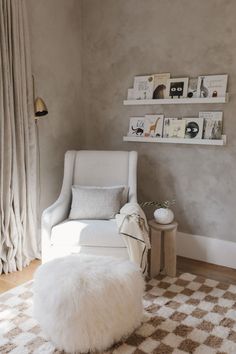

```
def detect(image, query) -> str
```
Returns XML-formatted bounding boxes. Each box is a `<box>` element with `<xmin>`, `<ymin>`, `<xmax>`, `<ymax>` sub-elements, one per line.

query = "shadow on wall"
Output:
<box><xmin>138</xmin><ymin>152</ymin><xmax>192</xmax><ymax>232</ymax></box>
<box><xmin>138</xmin><ymin>152</ymin><xmax>207</xmax><ymax>261</ymax></box>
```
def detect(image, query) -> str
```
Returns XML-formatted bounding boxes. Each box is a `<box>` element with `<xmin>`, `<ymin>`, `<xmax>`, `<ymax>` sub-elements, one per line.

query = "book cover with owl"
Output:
<box><xmin>133</xmin><ymin>75</ymin><xmax>154</xmax><ymax>100</ymax></box>
<box><xmin>196</xmin><ymin>75</ymin><xmax>228</xmax><ymax>98</ymax></box>
<box><xmin>144</xmin><ymin>114</ymin><xmax>164</xmax><ymax>137</ymax></box>
<box><xmin>163</xmin><ymin>118</ymin><xmax>186</xmax><ymax>138</ymax></box>
<box><xmin>152</xmin><ymin>73</ymin><xmax>170</xmax><ymax>99</ymax></box>
<box><xmin>199</xmin><ymin>112</ymin><xmax>223</xmax><ymax>139</ymax></box>
<box><xmin>182</xmin><ymin>117</ymin><xmax>204</xmax><ymax>139</ymax></box>
<box><xmin>128</xmin><ymin>117</ymin><xmax>145</xmax><ymax>137</ymax></box>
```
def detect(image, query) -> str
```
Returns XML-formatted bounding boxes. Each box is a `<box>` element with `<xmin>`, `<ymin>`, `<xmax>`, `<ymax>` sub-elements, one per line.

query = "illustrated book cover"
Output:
<box><xmin>128</xmin><ymin>117</ymin><xmax>145</xmax><ymax>137</ymax></box>
<box><xmin>133</xmin><ymin>75</ymin><xmax>154</xmax><ymax>100</ymax></box>
<box><xmin>152</xmin><ymin>73</ymin><xmax>170</xmax><ymax>99</ymax></box>
<box><xmin>166</xmin><ymin>78</ymin><xmax>189</xmax><ymax>99</ymax></box>
<box><xmin>163</xmin><ymin>118</ymin><xmax>186</xmax><ymax>138</ymax></box>
<box><xmin>187</xmin><ymin>78</ymin><xmax>198</xmax><ymax>98</ymax></box>
<box><xmin>199</xmin><ymin>112</ymin><xmax>223</xmax><ymax>139</ymax></box>
<box><xmin>144</xmin><ymin>114</ymin><xmax>164</xmax><ymax>137</ymax></box>
<box><xmin>182</xmin><ymin>117</ymin><xmax>204</xmax><ymax>139</ymax></box>
<box><xmin>196</xmin><ymin>75</ymin><xmax>228</xmax><ymax>98</ymax></box>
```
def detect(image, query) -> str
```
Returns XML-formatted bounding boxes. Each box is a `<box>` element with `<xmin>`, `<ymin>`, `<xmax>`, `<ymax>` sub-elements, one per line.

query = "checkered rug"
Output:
<box><xmin>1</xmin><ymin>273</ymin><xmax>236</xmax><ymax>354</ymax></box>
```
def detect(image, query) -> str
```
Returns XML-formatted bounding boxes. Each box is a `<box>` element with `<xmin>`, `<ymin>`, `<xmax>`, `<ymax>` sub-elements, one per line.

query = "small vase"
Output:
<box><xmin>154</xmin><ymin>208</ymin><xmax>174</xmax><ymax>224</ymax></box>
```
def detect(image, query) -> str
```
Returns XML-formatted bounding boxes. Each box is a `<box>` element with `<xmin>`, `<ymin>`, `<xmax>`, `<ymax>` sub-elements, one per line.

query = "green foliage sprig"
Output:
<box><xmin>140</xmin><ymin>199</ymin><xmax>176</xmax><ymax>209</ymax></box>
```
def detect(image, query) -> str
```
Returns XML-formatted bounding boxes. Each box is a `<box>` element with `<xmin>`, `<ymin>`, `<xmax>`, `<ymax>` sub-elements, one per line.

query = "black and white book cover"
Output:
<box><xmin>128</xmin><ymin>117</ymin><xmax>145</xmax><ymax>137</ymax></box>
<box><xmin>166</xmin><ymin>78</ymin><xmax>189</xmax><ymax>99</ymax></box>
<box><xmin>199</xmin><ymin>112</ymin><xmax>223</xmax><ymax>139</ymax></box>
<box><xmin>182</xmin><ymin>117</ymin><xmax>204</xmax><ymax>139</ymax></box>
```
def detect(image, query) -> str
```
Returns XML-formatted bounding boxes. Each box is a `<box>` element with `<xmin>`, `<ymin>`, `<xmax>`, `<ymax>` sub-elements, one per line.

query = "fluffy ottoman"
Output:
<box><xmin>33</xmin><ymin>254</ymin><xmax>145</xmax><ymax>353</ymax></box>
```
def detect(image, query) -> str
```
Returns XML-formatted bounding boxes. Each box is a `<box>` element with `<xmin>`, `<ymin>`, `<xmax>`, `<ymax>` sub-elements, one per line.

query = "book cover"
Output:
<box><xmin>182</xmin><ymin>117</ymin><xmax>204</xmax><ymax>139</ymax></box>
<box><xmin>196</xmin><ymin>75</ymin><xmax>228</xmax><ymax>98</ymax></box>
<box><xmin>152</xmin><ymin>73</ymin><xmax>170</xmax><ymax>99</ymax></box>
<box><xmin>127</xmin><ymin>88</ymin><xmax>135</xmax><ymax>100</ymax></box>
<box><xmin>133</xmin><ymin>75</ymin><xmax>154</xmax><ymax>100</ymax></box>
<box><xmin>199</xmin><ymin>112</ymin><xmax>223</xmax><ymax>139</ymax></box>
<box><xmin>163</xmin><ymin>118</ymin><xmax>186</xmax><ymax>138</ymax></box>
<box><xmin>166</xmin><ymin>78</ymin><xmax>189</xmax><ymax>99</ymax></box>
<box><xmin>144</xmin><ymin>114</ymin><xmax>164</xmax><ymax>137</ymax></box>
<box><xmin>128</xmin><ymin>117</ymin><xmax>145</xmax><ymax>137</ymax></box>
<box><xmin>187</xmin><ymin>78</ymin><xmax>198</xmax><ymax>98</ymax></box>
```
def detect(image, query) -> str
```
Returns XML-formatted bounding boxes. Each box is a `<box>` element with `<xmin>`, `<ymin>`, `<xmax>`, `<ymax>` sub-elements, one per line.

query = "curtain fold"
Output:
<box><xmin>0</xmin><ymin>0</ymin><xmax>39</xmax><ymax>274</ymax></box>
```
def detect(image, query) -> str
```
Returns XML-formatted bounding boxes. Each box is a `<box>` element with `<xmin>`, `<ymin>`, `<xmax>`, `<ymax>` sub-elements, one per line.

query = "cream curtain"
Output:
<box><xmin>0</xmin><ymin>0</ymin><xmax>39</xmax><ymax>273</ymax></box>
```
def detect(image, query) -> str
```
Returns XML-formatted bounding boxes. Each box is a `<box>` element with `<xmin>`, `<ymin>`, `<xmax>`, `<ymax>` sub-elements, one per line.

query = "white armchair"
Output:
<box><xmin>41</xmin><ymin>150</ymin><xmax>138</xmax><ymax>263</ymax></box>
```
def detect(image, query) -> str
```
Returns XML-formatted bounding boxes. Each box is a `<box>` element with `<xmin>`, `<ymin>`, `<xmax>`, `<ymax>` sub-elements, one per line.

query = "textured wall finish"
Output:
<box><xmin>26</xmin><ymin>0</ymin><xmax>83</xmax><ymax>215</ymax></box>
<box><xmin>82</xmin><ymin>0</ymin><xmax>236</xmax><ymax>242</ymax></box>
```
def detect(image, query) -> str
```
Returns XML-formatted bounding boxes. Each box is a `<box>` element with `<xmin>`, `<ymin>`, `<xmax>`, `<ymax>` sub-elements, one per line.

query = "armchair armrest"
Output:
<box><xmin>41</xmin><ymin>195</ymin><xmax>71</xmax><ymax>263</ymax></box>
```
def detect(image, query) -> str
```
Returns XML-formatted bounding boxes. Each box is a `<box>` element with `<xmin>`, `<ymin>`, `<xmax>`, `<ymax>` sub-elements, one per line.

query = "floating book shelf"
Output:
<box><xmin>123</xmin><ymin>95</ymin><xmax>228</xmax><ymax>106</ymax></box>
<box><xmin>123</xmin><ymin>135</ymin><xmax>226</xmax><ymax>146</ymax></box>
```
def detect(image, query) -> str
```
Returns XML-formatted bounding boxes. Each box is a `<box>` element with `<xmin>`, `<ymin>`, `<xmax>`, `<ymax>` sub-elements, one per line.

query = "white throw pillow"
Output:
<box><xmin>69</xmin><ymin>186</ymin><xmax>125</xmax><ymax>220</ymax></box>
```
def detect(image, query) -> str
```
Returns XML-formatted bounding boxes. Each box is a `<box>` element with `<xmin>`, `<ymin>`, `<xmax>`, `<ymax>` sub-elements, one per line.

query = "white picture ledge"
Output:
<box><xmin>123</xmin><ymin>95</ymin><xmax>228</xmax><ymax>106</ymax></box>
<box><xmin>123</xmin><ymin>135</ymin><xmax>227</xmax><ymax>146</ymax></box>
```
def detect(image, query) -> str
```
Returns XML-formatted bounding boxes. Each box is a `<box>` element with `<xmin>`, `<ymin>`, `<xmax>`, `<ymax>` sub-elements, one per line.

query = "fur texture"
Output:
<box><xmin>33</xmin><ymin>254</ymin><xmax>145</xmax><ymax>353</ymax></box>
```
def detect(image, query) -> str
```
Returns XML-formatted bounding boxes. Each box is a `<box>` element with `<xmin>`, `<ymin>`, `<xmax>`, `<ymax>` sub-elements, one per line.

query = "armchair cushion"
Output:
<box><xmin>51</xmin><ymin>219</ymin><xmax>126</xmax><ymax>248</ymax></box>
<box><xmin>69</xmin><ymin>185</ymin><xmax>125</xmax><ymax>220</ymax></box>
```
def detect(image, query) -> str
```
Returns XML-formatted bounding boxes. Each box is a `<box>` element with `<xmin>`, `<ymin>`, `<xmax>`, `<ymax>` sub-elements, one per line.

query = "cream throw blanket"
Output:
<box><xmin>116</xmin><ymin>203</ymin><xmax>150</xmax><ymax>274</ymax></box>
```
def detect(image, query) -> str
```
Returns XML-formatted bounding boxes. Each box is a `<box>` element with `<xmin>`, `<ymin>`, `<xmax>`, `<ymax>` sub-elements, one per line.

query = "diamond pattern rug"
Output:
<box><xmin>1</xmin><ymin>273</ymin><xmax>236</xmax><ymax>353</ymax></box>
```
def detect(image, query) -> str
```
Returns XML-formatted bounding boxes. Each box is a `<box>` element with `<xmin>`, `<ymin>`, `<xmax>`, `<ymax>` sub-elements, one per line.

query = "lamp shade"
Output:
<box><xmin>34</xmin><ymin>97</ymin><xmax>48</xmax><ymax>117</ymax></box>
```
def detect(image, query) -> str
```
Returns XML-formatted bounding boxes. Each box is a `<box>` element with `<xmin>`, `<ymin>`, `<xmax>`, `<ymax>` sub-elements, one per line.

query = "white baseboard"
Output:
<box><xmin>177</xmin><ymin>231</ymin><xmax>236</xmax><ymax>269</ymax></box>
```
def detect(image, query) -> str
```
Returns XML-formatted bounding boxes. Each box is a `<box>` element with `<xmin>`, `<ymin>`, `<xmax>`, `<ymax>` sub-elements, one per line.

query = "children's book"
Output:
<box><xmin>199</xmin><ymin>112</ymin><xmax>223</xmax><ymax>139</ymax></box>
<box><xmin>128</xmin><ymin>117</ymin><xmax>145</xmax><ymax>137</ymax></box>
<box><xmin>144</xmin><ymin>114</ymin><xmax>164</xmax><ymax>137</ymax></box>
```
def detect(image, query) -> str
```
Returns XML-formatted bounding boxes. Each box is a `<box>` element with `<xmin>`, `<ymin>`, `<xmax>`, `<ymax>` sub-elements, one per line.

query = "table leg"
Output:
<box><xmin>150</xmin><ymin>228</ymin><xmax>161</xmax><ymax>278</ymax></box>
<box><xmin>164</xmin><ymin>228</ymin><xmax>177</xmax><ymax>277</ymax></box>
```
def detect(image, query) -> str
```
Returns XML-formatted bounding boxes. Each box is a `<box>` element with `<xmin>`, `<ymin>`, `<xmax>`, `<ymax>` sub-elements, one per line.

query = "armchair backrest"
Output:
<box><xmin>60</xmin><ymin>150</ymin><xmax>138</xmax><ymax>203</ymax></box>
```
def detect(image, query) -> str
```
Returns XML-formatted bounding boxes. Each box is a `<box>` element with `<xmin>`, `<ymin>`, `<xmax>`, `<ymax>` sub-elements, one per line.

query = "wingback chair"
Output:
<box><xmin>41</xmin><ymin>150</ymin><xmax>138</xmax><ymax>263</ymax></box>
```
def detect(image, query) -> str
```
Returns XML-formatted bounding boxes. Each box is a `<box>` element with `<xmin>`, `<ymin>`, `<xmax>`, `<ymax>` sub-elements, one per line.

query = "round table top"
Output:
<box><xmin>148</xmin><ymin>219</ymin><xmax>178</xmax><ymax>231</ymax></box>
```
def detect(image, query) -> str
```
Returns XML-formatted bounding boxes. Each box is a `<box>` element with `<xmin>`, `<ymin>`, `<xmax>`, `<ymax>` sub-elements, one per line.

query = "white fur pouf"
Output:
<box><xmin>33</xmin><ymin>254</ymin><xmax>145</xmax><ymax>353</ymax></box>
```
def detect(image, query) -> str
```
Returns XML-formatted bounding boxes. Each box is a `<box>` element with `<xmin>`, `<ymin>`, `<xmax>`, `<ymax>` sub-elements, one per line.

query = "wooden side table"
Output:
<box><xmin>148</xmin><ymin>219</ymin><xmax>178</xmax><ymax>277</ymax></box>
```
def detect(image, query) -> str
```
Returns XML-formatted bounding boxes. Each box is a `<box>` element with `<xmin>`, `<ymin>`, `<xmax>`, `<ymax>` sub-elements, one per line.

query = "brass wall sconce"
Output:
<box><xmin>34</xmin><ymin>97</ymin><xmax>48</xmax><ymax>117</ymax></box>
<box><xmin>33</xmin><ymin>75</ymin><xmax>48</xmax><ymax>119</ymax></box>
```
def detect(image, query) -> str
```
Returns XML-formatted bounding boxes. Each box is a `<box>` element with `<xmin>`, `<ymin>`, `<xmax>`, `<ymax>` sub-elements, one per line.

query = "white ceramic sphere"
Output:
<box><xmin>154</xmin><ymin>208</ymin><xmax>174</xmax><ymax>224</ymax></box>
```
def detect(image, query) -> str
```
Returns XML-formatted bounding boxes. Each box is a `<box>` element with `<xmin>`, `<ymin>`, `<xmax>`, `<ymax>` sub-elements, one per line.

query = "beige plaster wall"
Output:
<box><xmin>26</xmin><ymin>0</ymin><xmax>83</xmax><ymax>215</ymax></box>
<box><xmin>82</xmin><ymin>0</ymin><xmax>236</xmax><ymax>242</ymax></box>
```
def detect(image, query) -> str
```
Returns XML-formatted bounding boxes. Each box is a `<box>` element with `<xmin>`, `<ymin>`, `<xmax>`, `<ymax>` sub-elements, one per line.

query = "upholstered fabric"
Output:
<box><xmin>51</xmin><ymin>219</ymin><xmax>126</xmax><ymax>248</ymax></box>
<box><xmin>73</xmin><ymin>151</ymin><xmax>132</xmax><ymax>191</ymax></box>
<box><xmin>69</xmin><ymin>186</ymin><xmax>125</xmax><ymax>220</ymax></box>
<box><xmin>41</xmin><ymin>150</ymin><xmax>137</xmax><ymax>263</ymax></box>
<box><xmin>46</xmin><ymin>245</ymin><xmax>129</xmax><ymax>262</ymax></box>
<box><xmin>78</xmin><ymin>246</ymin><xmax>129</xmax><ymax>259</ymax></box>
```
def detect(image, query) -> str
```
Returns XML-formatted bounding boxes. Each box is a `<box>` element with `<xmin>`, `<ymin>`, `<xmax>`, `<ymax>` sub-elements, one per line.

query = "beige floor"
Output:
<box><xmin>177</xmin><ymin>256</ymin><xmax>236</xmax><ymax>285</ymax></box>
<box><xmin>0</xmin><ymin>259</ymin><xmax>41</xmax><ymax>294</ymax></box>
